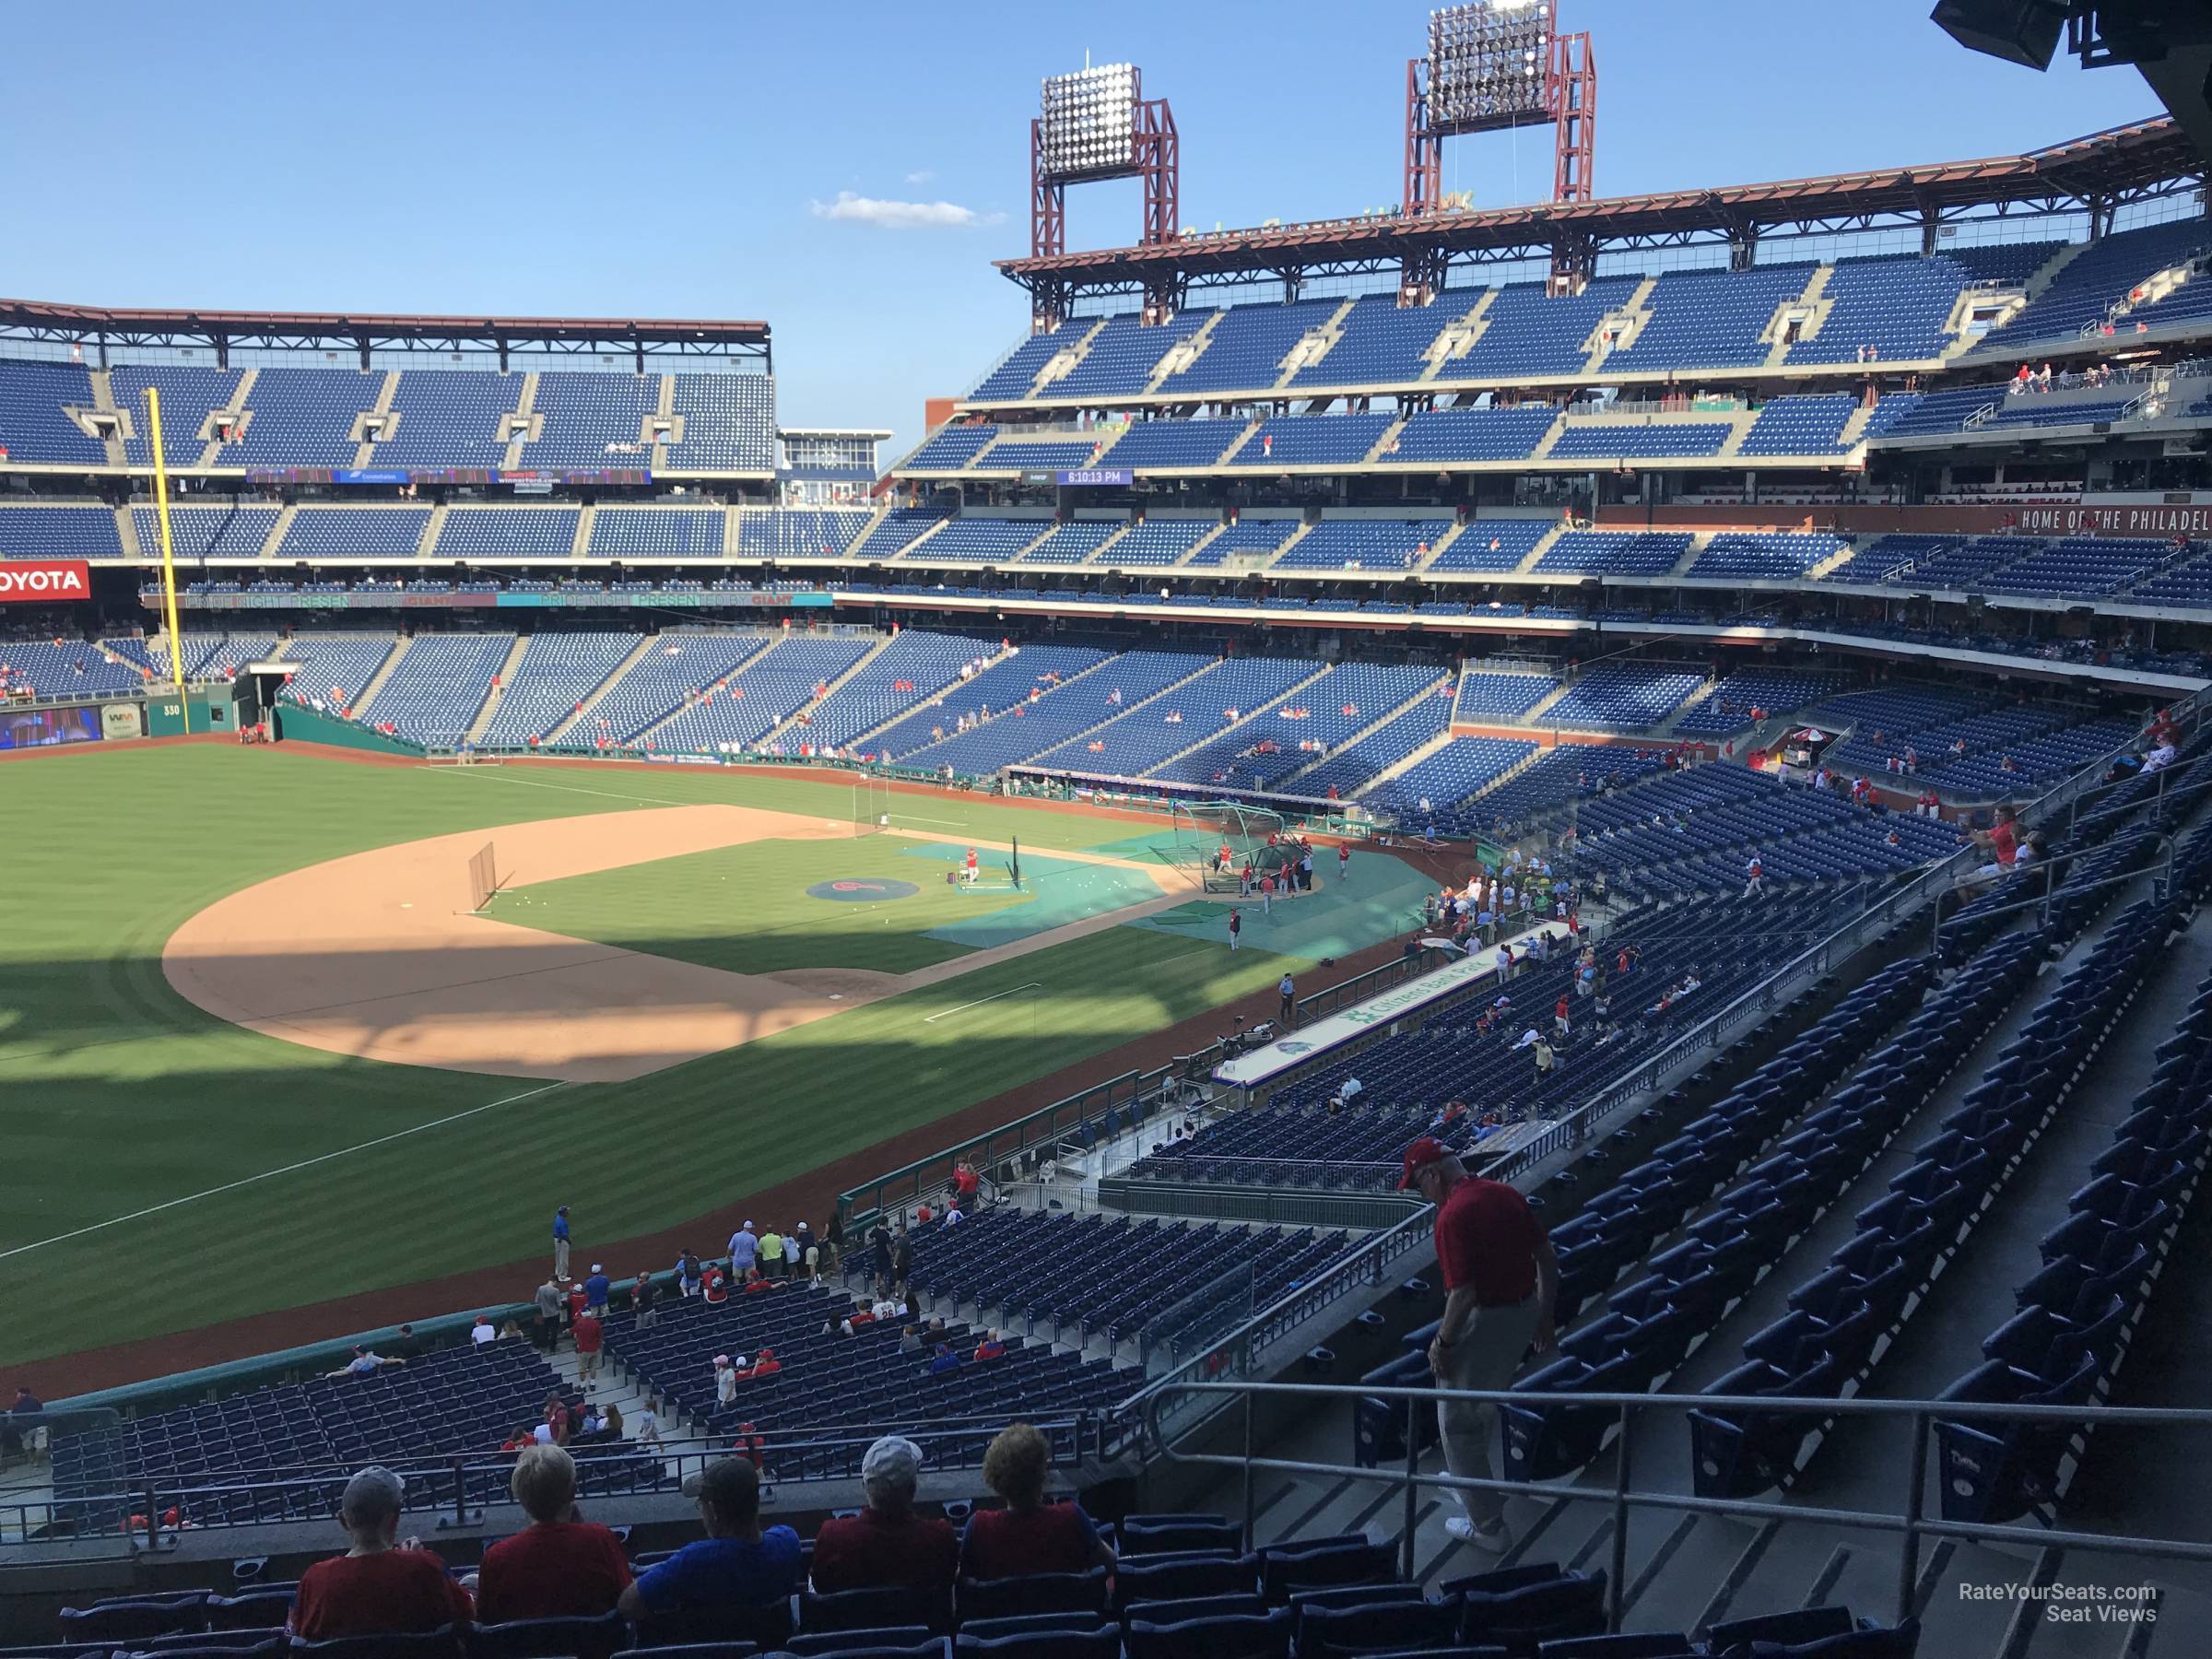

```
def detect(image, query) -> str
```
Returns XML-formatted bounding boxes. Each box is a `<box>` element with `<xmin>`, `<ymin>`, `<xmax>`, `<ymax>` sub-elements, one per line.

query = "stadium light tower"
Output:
<box><xmin>1403</xmin><ymin>2</ymin><xmax>1598</xmax><ymax>293</ymax></box>
<box><xmin>1030</xmin><ymin>62</ymin><xmax>1181</xmax><ymax>326</ymax></box>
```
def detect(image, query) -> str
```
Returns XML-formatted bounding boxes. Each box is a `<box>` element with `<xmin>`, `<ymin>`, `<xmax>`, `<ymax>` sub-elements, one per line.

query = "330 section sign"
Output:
<box><xmin>0</xmin><ymin>559</ymin><xmax>92</xmax><ymax>604</ymax></box>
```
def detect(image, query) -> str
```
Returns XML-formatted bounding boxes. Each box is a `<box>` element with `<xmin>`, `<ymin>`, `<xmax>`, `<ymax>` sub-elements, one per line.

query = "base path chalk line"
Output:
<box><xmin>0</xmin><ymin>1080</ymin><xmax>568</xmax><ymax>1264</ymax></box>
<box><xmin>922</xmin><ymin>982</ymin><xmax>1044</xmax><ymax>1025</ymax></box>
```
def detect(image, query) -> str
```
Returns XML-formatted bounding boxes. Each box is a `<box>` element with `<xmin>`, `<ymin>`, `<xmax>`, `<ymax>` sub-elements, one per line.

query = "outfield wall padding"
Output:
<box><xmin>271</xmin><ymin>703</ymin><xmax>426</xmax><ymax>756</ymax></box>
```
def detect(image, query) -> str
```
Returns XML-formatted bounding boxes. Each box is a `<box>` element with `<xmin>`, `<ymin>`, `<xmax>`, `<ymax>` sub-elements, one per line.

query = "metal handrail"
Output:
<box><xmin>1143</xmin><ymin>1377</ymin><xmax>2212</xmax><ymax>1634</ymax></box>
<box><xmin>1</xmin><ymin>1418</ymin><xmax>1092</xmax><ymax>1547</ymax></box>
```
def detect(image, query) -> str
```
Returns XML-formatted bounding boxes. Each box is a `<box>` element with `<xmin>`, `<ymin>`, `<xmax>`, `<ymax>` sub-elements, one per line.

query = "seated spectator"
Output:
<box><xmin>742</xmin><ymin>1347</ymin><xmax>782</xmax><ymax>1381</ymax></box>
<box><xmin>470</xmin><ymin>1314</ymin><xmax>496</xmax><ymax>1348</ymax></box>
<box><xmin>475</xmin><ymin>1445</ymin><xmax>631</xmax><ymax>1621</ymax></box>
<box><xmin>959</xmin><ymin>1423</ymin><xmax>1117</xmax><ymax>1579</ymax></box>
<box><xmin>289</xmin><ymin>1466</ymin><xmax>474</xmax><ymax>1640</ymax></box>
<box><xmin>618</xmin><ymin>1457</ymin><xmax>801</xmax><ymax>1621</ymax></box>
<box><xmin>928</xmin><ymin>1342</ymin><xmax>961</xmax><ymax>1375</ymax></box>
<box><xmin>325</xmin><ymin>1346</ymin><xmax>405</xmax><ymax>1379</ymax></box>
<box><xmin>973</xmin><ymin>1330</ymin><xmax>1007</xmax><ymax>1363</ymax></box>
<box><xmin>811</xmin><ymin>1434</ymin><xmax>958</xmax><ymax>1594</ymax></box>
<box><xmin>900</xmin><ymin>1324</ymin><xmax>924</xmax><ymax>1355</ymax></box>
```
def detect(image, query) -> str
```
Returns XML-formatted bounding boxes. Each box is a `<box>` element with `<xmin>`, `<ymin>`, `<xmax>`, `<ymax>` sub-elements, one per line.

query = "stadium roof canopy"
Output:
<box><xmin>997</xmin><ymin>117</ymin><xmax>2206</xmax><ymax>312</ymax></box>
<box><xmin>0</xmin><ymin>298</ymin><xmax>771</xmax><ymax>370</ymax></box>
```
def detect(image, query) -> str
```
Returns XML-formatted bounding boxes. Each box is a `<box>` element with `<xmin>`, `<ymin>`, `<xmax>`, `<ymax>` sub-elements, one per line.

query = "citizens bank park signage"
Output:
<box><xmin>2007</xmin><ymin>503</ymin><xmax>2212</xmax><ymax>537</ymax></box>
<box><xmin>0</xmin><ymin>560</ymin><xmax>92</xmax><ymax>604</ymax></box>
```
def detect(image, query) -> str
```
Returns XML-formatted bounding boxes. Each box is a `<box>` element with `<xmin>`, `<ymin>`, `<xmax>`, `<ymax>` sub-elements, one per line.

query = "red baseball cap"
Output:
<box><xmin>1398</xmin><ymin>1136</ymin><xmax>1451</xmax><ymax>1190</ymax></box>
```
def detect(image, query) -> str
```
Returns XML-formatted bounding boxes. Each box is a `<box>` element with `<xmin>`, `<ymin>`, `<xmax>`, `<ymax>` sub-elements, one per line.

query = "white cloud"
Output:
<box><xmin>808</xmin><ymin>190</ymin><xmax>1004</xmax><ymax>230</ymax></box>
<box><xmin>904</xmin><ymin>169</ymin><xmax>935</xmax><ymax>184</ymax></box>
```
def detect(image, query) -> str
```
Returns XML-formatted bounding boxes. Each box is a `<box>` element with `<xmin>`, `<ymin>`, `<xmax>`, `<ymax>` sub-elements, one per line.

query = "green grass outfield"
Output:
<box><xmin>0</xmin><ymin>747</ymin><xmax>1322</xmax><ymax>1370</ymax></box>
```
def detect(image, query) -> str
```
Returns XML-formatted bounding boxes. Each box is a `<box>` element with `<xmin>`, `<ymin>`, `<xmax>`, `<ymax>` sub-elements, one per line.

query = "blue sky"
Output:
<box><xmin>2</xmin><ymin>1</ymin><xmax>2166</xmax><ymax>463</ymax></box>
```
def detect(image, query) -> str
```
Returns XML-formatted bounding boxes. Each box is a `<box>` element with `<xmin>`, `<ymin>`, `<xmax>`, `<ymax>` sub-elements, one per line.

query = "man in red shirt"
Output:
<box><xmin>289</xmin><ymin>1466</ymin><xmax>474</xmax><ymax>1640</ymax></box>
<box><xmin>953</xmin><ymin>1159</ymin><xmax>981</xmax><ymax>1212</ymax></box>
<box><xmin>572</xmin><ymin>1309</ymin><xmax>604</xmax><ymax>1384</ymax></box>
<box><xmin>475</xmin><ymin>1444</ymin><xmax>631</xmax><ymax>1621</ymax></box>
<box><xmin>1400</xmin><ymin>1137</ymin><xmax>1558</xmax><ymax>1552</ymax></box>
<box><xmin>810</xmin><ymin>1434</ymin><xmax>958</xmax><ymax>1596</ymax></box>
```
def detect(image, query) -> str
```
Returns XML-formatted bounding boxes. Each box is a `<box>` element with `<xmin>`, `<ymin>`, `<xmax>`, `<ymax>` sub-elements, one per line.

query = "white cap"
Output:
<box><xmin>863</xmin><ymin>1434</ymin><xmax>924</xmax><ymax>1488</ymax></box>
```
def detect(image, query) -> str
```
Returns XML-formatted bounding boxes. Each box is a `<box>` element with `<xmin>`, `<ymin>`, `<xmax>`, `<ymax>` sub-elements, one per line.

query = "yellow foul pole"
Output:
<box><xmin>145</xmin><ymin>385</ymin><xmax>190</xmax><ymax>732</ymax></box>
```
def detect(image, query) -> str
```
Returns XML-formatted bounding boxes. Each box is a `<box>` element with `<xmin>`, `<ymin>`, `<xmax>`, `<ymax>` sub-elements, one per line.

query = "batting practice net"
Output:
<box><xmin>853</xmin><ymin>771</ymin><xmax>894</xmax><ymax>837</ymax></box>
<box><xmin>466</xmin><ymin>842</ymin><xmax>500</xmax><ymax>912</ymax></box>
<box><xmin>1153</xmin><ymin>800</ymin><xmax>1290</xmax><ymax>893</ymax></box>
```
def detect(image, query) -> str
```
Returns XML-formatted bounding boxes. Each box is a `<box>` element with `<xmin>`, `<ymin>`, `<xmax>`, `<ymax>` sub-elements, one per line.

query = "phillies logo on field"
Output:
<box><xmin>0</xmin><ymin>560</ymin><xmax>91</xmax><ymax>603</ymax></box>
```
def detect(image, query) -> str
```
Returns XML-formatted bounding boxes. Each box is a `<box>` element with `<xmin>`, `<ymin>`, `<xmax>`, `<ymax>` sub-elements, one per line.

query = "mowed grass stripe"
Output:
<box><xmin>2</xmin><ymin>745</ymin><xmax>1298</xmax><ymax>1365</ymax></box>
<box><xmin>16</xmin><ymin>924</ymin><xmax>1296</xmax><ymax>1363</ymax></box>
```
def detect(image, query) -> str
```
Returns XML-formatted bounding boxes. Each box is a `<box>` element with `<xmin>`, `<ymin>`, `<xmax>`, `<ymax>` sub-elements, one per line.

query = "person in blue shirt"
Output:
<box><xmin>928</xmin><ymin>1342</ymin><xmax>961</xmax><ymax>1376</ymax></box>
<box><xmin>582</xmin><ymin>1265</ymin><xmax>611</xmax><ymax>1314</ymax></box>
<box><xmin>618</xmin><ymin>1457</ymin><xmax>800</xmax><ymax>1621</ymax></box>
<box><xmin>552</xmin><ymin>1206</ymin><xmax>571</xmax><ymax>1282</ymax></box>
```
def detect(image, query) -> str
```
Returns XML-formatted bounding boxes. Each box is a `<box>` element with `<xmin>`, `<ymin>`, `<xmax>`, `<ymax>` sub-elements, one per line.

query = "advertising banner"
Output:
<box><xmin>0</xmin><ymin>705</ymin><xmax>103</xmax><ymax>749</ymax></box>
<box><xmin>0</xmin><ymin>560</ymin><xmax>92</xmax><ymax>604</ymax></box>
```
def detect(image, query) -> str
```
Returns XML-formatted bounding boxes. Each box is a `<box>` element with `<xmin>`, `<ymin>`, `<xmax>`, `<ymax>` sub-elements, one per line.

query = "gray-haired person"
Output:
<box><xmin>288</xmin><ymin>1466</ymin><xmax>474</xmax><ymax>1639</ymax></box>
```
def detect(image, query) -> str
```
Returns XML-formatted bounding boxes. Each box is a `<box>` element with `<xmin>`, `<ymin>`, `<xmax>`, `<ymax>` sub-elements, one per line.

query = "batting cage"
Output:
<box><xmin>852</xmin><ymin>771</ymin><xmax>894</xmax><ymax>837</ymax></box>
<box><xmin>1152</xmin><ymin>799</ymin><xmax>1291</xmax><ymax>893</ymax></box>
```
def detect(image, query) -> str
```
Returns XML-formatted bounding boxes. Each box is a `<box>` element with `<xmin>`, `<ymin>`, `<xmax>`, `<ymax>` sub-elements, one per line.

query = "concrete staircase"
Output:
<box><xmin>502</xmin><ymin>373</ymin><xmax>542</xmax><ymax>470</ymax></box>
<box><xmin>1138</xmin><ymin>662</ymin><xmax>1337</xmax><ymax>777</ymax></box>
<box><xmin>841</xmin><ymin>646</ymin><xmax>1018</xmax><ymax>750</ymax></box>
<box><xmin>1762</xmin><ymin>265</ymin><xmax>1834</xmax><ymax>367</ymax></box>
<box><xmin>629</xmin><ymin>636</ymin><xmax>789</xmax><ymax>747</ymax></box>
<box><xmin>465</xmin><ymin>635</ymin><xmax>535</xmax><ymax>741</ymax></box>
<box><xmin>1836</xmin><ymin>398</ymin><xmax>1880</xmax><ymax>448</ymax></box>
<box><xmin>1514</xmin><ymin>678</ymin><xmax>1577</xmax><ymax>726</ymax></box>
<box><xmin>1144</xmin><ymin>311</ymin><xmax>1223</xmax><ymax>394</ymax></box>
<box><xmin>1082</xmin><ymin>521</ymin><xmax>1138</xmax><ymax>566</ymax></box>
<box><xmin>909</xmin><ymin>653</ymin><xmax>1218</xmax><ymax>770</ymax></box>
<box><xmin>87</xmin><ymin>370</ymin><xmax>126</xmax><ymax>468</ymax></box>
<box><xmin>262</xmin><ymin>504</ymin><xmax>299</xmax><ymax>560</ymax></box>
<box><xmin>570</xmin><ymin>506</ymin><xmax>598</xmax><ymax>559</ymax></box>
<box><xmin>1713</xmin><ymin>409</ymin><xmax>1762</xmax><ymax>459</ymax></box>
<box><xmin>542</xmin><ymin>635</ymin><xmax>661</xmax><ymax>744</ymax></box>
<box><xmin>1275</xmin><ymin>298</ymin><xmax>1360</xmax><ymax>388</ymax></box>
<box><xmin>1276</xmin><ymin>673</ymin><xmax>1453</xmax><ymax>790</ymax></box>
<box><xmin>1028</xmin><ymin>316</ymin><xmax>1112</xmax><ymax>399</ymax></box>
<box><xmin>1349</xmin><ymin>728</ymin><xmax>1454</xmax><ymax>798</ymax></box>
<box><xmin>113</xmin><ymin>506</ymin><xmax>141</xmax><ymax>559</ymax></box>
<box><xmin>1363</xmin><ymin>416</ymin><xmax>1411</xmax><ymax>464</ymax></box>
<box><xmin>1466</xmin><ymin>743</ymin><xmax>1547</xmax><ymax>798</ymax></box>
<box><xmin>416</xmin><ymin>504</ymin><xmax>450</xmax><ymax>559</ymax></box>
<box><xmin>1583</xmin><ymin>276</ymin><xmax>1659</xmax><ymax>375</ymax></box>
<box><xmin>1418</xmin><ymin>290</ymin><xmax>1499</xmax><ymax>382</ymax></box>
<box><xmin>203</xmin><ymin>370</ymin><xmax>256</xmax><ymax>468</ymax></box>
<box><xmin>1171</xmin><ymin>522</ymin><xmax>1230</xmax><ymax>568</ymax></box>
<box><xmin>349</xmin><ymin>636</ymin><xmax>416</xmax><ymax>717</ymax></box>
<box><xmin>1955</xmin><ymin>241</ymin><xmax>2091</xmax><ymax>359</ymax></box>
<box><xmin>891</xmin><ymin>516</ymin><xmax>953</xmax><ymax>563</ymax></box>
<box><xmin>355</xmin><ymin>371</ymin><xmax>401</xmax><ymax>467</ymax></box>
<box><xmin>1214</xmin><ymin>417</ymin><xmax>1268</xmax><ymax>466</ymax></box>
<box><xmin>1515</xmin><ymin>522</ymin><xmax>1571</xmax><ymax>573</ymax></box>
<box><xmin>1407</xmin><ymin>522</ymin><xmax>1466</xmax><ymax>575</ymax></box>
<box><xmin>1667</xmin><ymin>533</ymin><xmax>1712</xmax><ymax>577</ymax></box>
<box><xmin>1807</xmin><ymin>539</ymin><xmax>1859</xmax><ymax>580</ymax></box>
<box><xmin>1528</xmin><ymin>417</ymin><xmax>1568</xmax><ymax>461</ymax></box>
<box><xmin>756</xmin><ymin>633</ymin><xmax>896</xmax><ymax>749</ymax></box>
<box><xmin>652</xmin><ymin>373</ymin><xmax>676</xmax><ymax>473</ymax></box>
<box><xmin>1651</xmin><ymin>675</ymin><xmax>1721</xmax><ymax>736</ymax></box>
